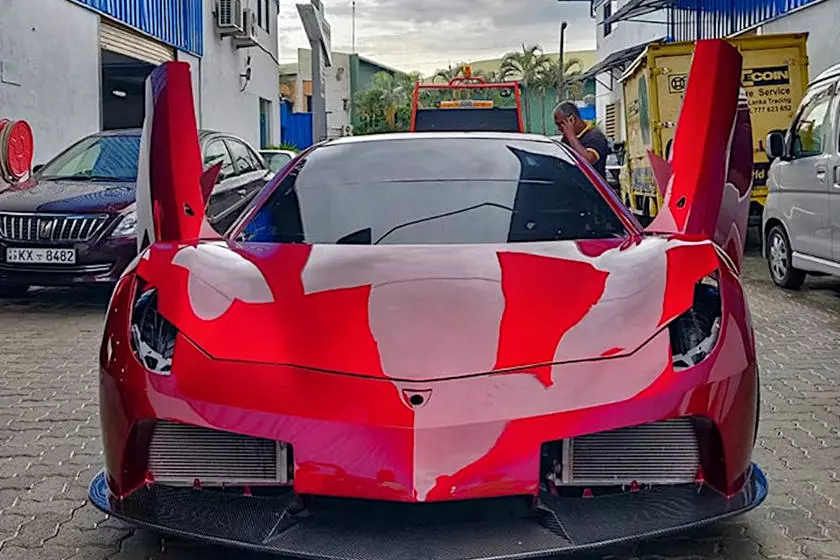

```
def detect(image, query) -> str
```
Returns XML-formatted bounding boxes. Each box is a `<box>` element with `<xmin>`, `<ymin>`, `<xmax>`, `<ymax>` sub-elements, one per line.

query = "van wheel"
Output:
<box><xmin>767</xmin><ymin>226</ymin><xmax>806</xmax><ymax>289</ymax></box>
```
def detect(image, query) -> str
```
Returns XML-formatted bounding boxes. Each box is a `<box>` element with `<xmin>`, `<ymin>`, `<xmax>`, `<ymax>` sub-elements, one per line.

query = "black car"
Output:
<box><xmin>0</xmin><ymin>129</ymin><xmax>271</xmax><ymax>296</ymax></box>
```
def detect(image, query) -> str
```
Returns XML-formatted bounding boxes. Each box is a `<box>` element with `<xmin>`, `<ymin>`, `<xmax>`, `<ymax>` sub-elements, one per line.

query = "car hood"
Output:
<box><xmin>138</xmin><ymin>236</ymin><xmax>722</xmax><ymax>383</ymax></box>
<box><xmin>0</xmin><ymin>178</ymin><xmax>136</xmax><ymax>213</ymax></box>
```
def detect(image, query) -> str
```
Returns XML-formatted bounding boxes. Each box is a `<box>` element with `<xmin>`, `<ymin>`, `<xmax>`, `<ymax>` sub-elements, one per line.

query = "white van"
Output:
<box><xmin>763</xmin><ymin>63</ymin><xmax>840</xmax><ymax>289</ymax></box>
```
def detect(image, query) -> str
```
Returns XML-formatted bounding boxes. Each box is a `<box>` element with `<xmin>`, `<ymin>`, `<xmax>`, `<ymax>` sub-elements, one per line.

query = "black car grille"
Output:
<box><xmin>147</xmin><ymin>421</ymin><xmax>289</xmax><ymax>487</ymax></box>
<box><xmin>544</xmin><ymin>418</ymin><xmax>701</xmax><ymax>487</ymax></box>
<box><xmin>0</xmin><ymin>213</ymin><xmax>109</xmax><ymax>243</ymax></box>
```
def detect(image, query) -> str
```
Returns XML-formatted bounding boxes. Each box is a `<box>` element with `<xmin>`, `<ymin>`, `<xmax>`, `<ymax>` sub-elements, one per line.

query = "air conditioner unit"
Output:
<box><xmin>234</xmin><ymin>9</ymin><xmax>259</xmax><ymax>48</ymax></box>
<box><xmin>216</xmin><ymin>0</ymin><xmax>244</xmax><ymax>35</ymax></box>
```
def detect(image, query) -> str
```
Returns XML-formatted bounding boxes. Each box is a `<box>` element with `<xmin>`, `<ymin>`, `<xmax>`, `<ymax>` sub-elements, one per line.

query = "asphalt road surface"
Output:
<box><xmin>1</xmin><ymin>253</ymin><xmax>840</xmax><ymax>560</ymax></box>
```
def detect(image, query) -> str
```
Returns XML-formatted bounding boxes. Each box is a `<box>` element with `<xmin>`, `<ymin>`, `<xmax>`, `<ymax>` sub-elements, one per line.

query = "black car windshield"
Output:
<box><xmin>38</xmin><ymin>134</ymin><xmax>141</xmax><ymax>182</ymax></box>
<box><xmin>242</xmin><ymin>136</ymin><xmax>627</xmax><ymax>245</ymax></box>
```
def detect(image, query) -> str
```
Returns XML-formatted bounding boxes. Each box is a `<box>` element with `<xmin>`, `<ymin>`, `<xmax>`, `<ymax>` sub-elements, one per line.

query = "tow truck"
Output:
<box><xmin>409</xmin><ymin>67</ymin><xmax>525</xmax><ymax>133</ymax></box>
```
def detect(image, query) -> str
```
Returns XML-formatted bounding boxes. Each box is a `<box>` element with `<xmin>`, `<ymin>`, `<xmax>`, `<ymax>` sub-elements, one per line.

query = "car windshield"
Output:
<box><xmin>263</xmin><ymin>152</ymin><xmax>293</xmax><ymax>173</ymax></box>
<box><xmin>242</xmin><ymin>137</ymin><xmax>627</xmax><ymax>245</ymax></box>
<box><xmin>38</xmin><ymin>134</ymin><xmax>141</xmax><ymax>181</ymax></box>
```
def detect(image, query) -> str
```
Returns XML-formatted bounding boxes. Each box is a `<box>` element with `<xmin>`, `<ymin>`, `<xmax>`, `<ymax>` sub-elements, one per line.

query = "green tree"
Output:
<box><xmin>532</xmin><ymin>57</ymin><xmax>586</xmax><ymax>134</ymax></box>
<box><xmin>433</xmin><ymin>63</ymin><xmax>468</xmax><ymax>84</ymax></box>
<box><xmin>354</xmin><ymin>88</ymin><xmax>386</xmax><ymax>134</ymax></box>
<box><xmin>532</xmin><ymin>70</ymin><xmax>557</xmax><ymax>134</ymax></box>
<box><xmin>353</xmin><ymin>71</ymin><xmax>420</xmax><ymax>135</ymax></box>
<box><xmin>550</xmin><ymin>57</ymin><xmax>585</xmax><ymax>102</ymax></box>
<box><xmin>500</xmin><ymin>45</ymin><xmax>551</xmax><ymax>128</ymax></box>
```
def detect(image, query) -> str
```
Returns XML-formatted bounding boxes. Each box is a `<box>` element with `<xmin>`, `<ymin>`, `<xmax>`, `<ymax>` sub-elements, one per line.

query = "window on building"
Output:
<box><xmin>260</xmin><ymin>98</ymin><xmax>272</xmax><ymax>148</ymax></box>
<box><xmin>306</xmin><ymin>95</ymin><xmax>313</xmax><ymax>113</ymax></box>
<box><xmin>257</xmin><ymin>0</ymin><xmax>263</xmax><ymax>29</ymax></box>
<box><xmin>264</xmin><ymin>0</ymin><xmax>271</xmax><ymax>32</ymax></box>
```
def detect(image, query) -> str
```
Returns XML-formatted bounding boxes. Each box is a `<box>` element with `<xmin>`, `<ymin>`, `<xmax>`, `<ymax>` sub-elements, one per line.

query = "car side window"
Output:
<box><xmin>790</xmin><ymin>84</ymin><xmax>834</xmax><ymax>159</ymax></box>
<box><xmin>226</xmin><ymin>139</ymin><xmax>260</xmax><ymax>175</ymax></box>
<box><xmin>248</xmin><ymin>145</ymin><xmax>267</xmax><ymax>170</ymax></box>
<box><xmin>203</xmin><ymin>141</ymin><xmax>235</xmax><ymax>182</ymax></box>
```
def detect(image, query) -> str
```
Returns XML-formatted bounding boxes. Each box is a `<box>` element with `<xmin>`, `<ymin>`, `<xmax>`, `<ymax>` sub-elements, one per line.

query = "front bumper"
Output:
<box><xmin>89</xmin><ymin>465</ymin><xmax>767</xmax><ymax>560</ymax></box>
<box><xmin>0</xmin><ymin>236</ymin><xmax>136</xmax><ymax>286</ymax></box>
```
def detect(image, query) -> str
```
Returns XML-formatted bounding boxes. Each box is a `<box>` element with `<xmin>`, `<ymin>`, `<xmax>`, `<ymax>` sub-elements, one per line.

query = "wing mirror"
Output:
<box><xmin>765</xmin><ymin>130</ymin><xmax>786</xmax><ymax>161</ymax></box>
<box><xmin>32</xmin><ymin>164</ymin><xmax>44</xmax><ymax>175</ymax></box>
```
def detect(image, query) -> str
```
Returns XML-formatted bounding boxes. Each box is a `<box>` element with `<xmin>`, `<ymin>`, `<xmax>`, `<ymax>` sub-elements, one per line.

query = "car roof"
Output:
<box><xmin>93</xmin><ymin>128</ymin><xmax>222</xmax><ymax>139</ymax></box>
<box><xmin>812</xmin><ymin>63</ymin><xmax>840</xmax><ymax>86</ymax></box>
<box><xmin>325</xmin><ymin>132</ymin><xmax>557</xmax><ymax>146</ymax></box>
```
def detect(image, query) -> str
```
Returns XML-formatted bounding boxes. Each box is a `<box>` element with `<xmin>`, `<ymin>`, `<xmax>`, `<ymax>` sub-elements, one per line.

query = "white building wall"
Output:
<box><xmin>296</xmin><ymin>48</ymin><xmax>312</xmax><ymax>111</ymax></box>
<box><xmin>294</xmin><ymin>48</ymin><xmax>352</xmax><ymax>138</ymax></box>
<box><xmin>199</xmin><ymin>0</ymin><xmax>280</xmax><ymax>148</ymax></box>
<box><xmin>176</xmin><ymin>50</ymin><xmax>202</xmax><ymax>124</ymax></box>
<box><xmin>594</xmin><ymin>1</ymin><xmax>666</xmax><ymax>141</ymax></box>
<box><xmin>0</xmin><ymin>0</ymin><xmax>101</xmax><ymax>164</ymax></box>
<box><xmin>0</xmin><ymin>0</ymin><xmax>280</xmax><ymax>163</ymax></box>
<box><xmin>758</xmin><ymin>0</ymin><xmax>840</xmax><ymax>80</ymax></box>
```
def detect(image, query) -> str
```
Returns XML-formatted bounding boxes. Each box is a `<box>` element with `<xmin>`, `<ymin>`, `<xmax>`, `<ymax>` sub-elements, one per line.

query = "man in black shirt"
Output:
<box><xmin>554</xmin><ymin>101</ymin><xmax>609</xmax><ymax>178</ymax></box>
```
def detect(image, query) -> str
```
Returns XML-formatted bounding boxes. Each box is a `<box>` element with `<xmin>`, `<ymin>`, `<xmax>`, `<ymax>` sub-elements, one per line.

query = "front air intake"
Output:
<box><xmin>147</xmin><ymin>421</ymin><xmax>289</xmax><ymax>487</ymax></box>
<box><xmin>551</xmin><ymin>418</ymin><xmax>701</xmax><ymax>487</ymax></box>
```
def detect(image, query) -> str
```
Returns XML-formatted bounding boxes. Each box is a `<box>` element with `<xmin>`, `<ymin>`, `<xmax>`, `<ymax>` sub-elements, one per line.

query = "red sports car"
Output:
<box><xmin>89</xmin><ymin>39</ymin><xmax>765</xmax><ymax>559</ymax></box>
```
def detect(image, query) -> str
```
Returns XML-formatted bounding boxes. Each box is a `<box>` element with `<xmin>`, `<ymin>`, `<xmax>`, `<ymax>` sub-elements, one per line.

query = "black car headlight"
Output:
<box><xmin>669</xmin><ymin>272</ymin><xmax>722</xmax><ymax>371</ymax></box>
<box><xmin>130</xmin><ymin>287</ymin><xmax>176</xmax><ymax>376</ymax></box>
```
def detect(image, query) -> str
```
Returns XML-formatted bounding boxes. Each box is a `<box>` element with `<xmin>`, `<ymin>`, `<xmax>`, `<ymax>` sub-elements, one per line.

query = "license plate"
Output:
<box><xmin>6</xmin><ymin>248</ymin><xmax>76</xmax><ymax>264</ymax></box>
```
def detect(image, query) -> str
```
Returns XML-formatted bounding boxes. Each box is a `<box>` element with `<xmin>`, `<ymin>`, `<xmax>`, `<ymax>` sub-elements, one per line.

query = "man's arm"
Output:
<box><xmin>566</xmin><ymin>134</ymin><xmax>600</xmax><ymax>165</ymax></box>
<box><xmin>559</xmin><ymin>118</ymin><xmax>601</xmax><ymax>165</ymax></box>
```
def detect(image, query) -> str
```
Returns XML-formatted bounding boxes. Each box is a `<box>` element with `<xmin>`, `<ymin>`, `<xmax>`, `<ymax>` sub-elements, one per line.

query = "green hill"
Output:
<box><xmin>464</xmin><ymin>49</ymin><xmax>598</xmax><ymax>79</ymax></box>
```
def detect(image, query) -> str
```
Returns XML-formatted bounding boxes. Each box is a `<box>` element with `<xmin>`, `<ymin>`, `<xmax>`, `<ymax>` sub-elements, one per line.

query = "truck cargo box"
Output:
<box><xmin>620</xmin><ymin>33</ymin><xmax>809</xmax><ymax>226</ymax></box>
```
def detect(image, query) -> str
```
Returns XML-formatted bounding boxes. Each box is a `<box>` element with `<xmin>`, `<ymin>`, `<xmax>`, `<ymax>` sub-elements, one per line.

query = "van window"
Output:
<box><xmin>791</xmin><ymin>84</ymin><xmax>834</xmax><ymax>158</ymax></box>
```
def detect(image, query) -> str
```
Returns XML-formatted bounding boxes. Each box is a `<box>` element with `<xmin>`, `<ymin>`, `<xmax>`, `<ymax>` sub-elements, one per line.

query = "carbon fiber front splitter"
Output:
<box><xmin>89</xmin><ymin>465</ymin><xmax>767</xmax><ymax>560</ymax></box>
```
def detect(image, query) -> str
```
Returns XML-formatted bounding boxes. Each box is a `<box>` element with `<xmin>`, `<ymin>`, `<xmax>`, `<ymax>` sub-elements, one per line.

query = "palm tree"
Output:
<box><xmin>551</xmin><ymin>57</ymin><xmax>585</xmax><ymax>102</ymax></box>
<box><xmin>432</xmin><ymin>63</ymin><xmax>467</xmax><ymax>84</ymax></box>
<box><xmin>395</xmin><ymin>71</ymin><xmax>422</xmax><ymax>103</ymax></box>
<box><xmin>368</xmin><ymin>72</ymin><xmax>409</xmax><ymax>130</ymax></box>
<box><xmin>470</xmin><ymin>68</ymin><xmax>499</xmax><ymax>83</ymax></box>
<box><xmin>533</xmin><ymin>71</ymin><xmax>558</xmax><ymax>134</ymax></box>
<box><xmin>529</xmin><ymin>57</ymin><xmax>586</xmax><ymax>133</ymax></box>
<box><xmin>500</xmin><ymin>45</ymin><xmax>551</xmax><ymax>129</ymax></box>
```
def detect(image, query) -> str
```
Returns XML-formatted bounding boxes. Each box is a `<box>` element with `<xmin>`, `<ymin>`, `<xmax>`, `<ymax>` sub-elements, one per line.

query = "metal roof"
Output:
<box><xmin>580</xmin><ymin>42</ymin><xmax>654</xmax><ymax>81</ymax></box>
<box><xmin>605</xmin><ymin>0</ymin><xmax>677</xmax><ymax>25</ymax></box>
<box><xmin>812</xmin><ymin>63</ymin><xmax>840</xmax><ymax>85</ymax></box>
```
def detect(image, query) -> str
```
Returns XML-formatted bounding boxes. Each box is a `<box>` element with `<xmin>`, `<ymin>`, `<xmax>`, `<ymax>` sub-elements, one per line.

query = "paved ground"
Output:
<box><xmin>1</xmin><ymin>253</ymin><xmax>840</xmax><ymax>559</ymax></box>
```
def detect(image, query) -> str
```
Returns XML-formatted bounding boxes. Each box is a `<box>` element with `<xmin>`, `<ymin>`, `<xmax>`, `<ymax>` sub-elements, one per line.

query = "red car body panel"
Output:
<box><xmin>647</xmin><ymin>40</ymin><xmax>753</xmax><ymax>271</ymax></box>
<box><xmin>92</xmin><ymin>40</ymin><xmax>764</xmax><ymax>557</ymax></box>
<box><xmin>134</xmin><ymin>61</ymin><xmax>215</xmax><ymax>251</ymax></box>
<box><xmin>101</xmin><ymin>233</ymin><xmax>756</xmax><ymax>502</ymax></box>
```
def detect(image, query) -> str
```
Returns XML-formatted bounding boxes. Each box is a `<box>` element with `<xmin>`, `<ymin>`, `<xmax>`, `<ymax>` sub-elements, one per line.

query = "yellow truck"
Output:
<box><xmin>620</xmin><ymin>33</ymin><xmax>809</xmax><ymax>226</ymax></box>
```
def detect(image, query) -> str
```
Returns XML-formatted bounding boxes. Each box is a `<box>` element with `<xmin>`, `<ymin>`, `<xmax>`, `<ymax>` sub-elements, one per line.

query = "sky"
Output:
<box><xmin>278</xmin><ymin>1</ymin><xmax>597</xmax><ymax>75</ymax></box>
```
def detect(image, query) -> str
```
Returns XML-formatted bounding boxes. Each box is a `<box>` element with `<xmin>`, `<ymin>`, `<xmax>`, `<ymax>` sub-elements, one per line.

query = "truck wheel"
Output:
<box><xmin>767</xmin><ymin>225</ymin><xmax>806</xmax><ymax>289</ymax></box>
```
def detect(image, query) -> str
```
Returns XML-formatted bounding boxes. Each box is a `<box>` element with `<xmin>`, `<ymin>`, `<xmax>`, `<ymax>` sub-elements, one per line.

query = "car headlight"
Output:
<box><xmin>669</xmin><ymin>272</ymin><xmax>722</xmax><ymax>370</ymax></box>
<box><xmin>130</xmin><ymin>287</ymin><xmax>176</xmax><ymax>375</ymax></box>
<box><xmin>111</xmin><ymin>209</ymin><xmax>137</xmax><ymax>238</ymax></box>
